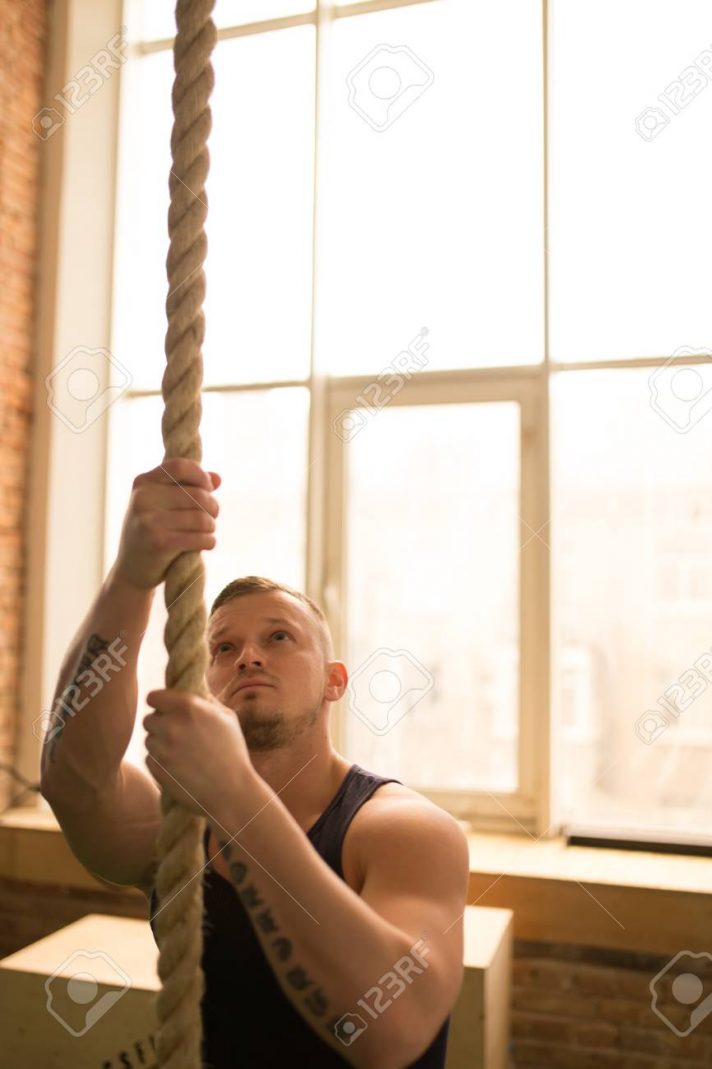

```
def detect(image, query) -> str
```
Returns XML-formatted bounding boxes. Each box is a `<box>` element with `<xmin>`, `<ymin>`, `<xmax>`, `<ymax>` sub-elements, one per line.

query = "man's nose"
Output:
<box><xmin>236</xmin><ymin>642</ymin><xmax>263</xmax><ymax>668</ymax></box>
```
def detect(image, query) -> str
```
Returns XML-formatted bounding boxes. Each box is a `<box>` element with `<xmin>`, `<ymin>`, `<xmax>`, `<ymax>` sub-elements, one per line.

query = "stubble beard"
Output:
<box><xmin>236</xmin><ymin>698</ymin><xmax>321</xmax><ymax>753</ymax></box>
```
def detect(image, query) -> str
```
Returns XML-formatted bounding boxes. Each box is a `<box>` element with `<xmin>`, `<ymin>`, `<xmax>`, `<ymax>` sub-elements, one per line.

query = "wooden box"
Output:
<box><xmin>0</xmin><ymin>913</ymin><xmax>159</xmax><ymax>1069</ymax></box>
<box><xmin>445</xmin><ymin>905</ymin><xmax>513</xmax><ymax>1069</ymax></box>
<box><xmin>0</xmin><ymin>904</ymin><xmax>513</xmax><ymax>1069</ymax></box>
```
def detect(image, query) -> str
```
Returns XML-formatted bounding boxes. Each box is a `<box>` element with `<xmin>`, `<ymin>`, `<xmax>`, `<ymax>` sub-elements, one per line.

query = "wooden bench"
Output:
<box><xmin>0</xmin><ymin>905</ymin><xmax>512</xmax><ymax>1068</ymax></box>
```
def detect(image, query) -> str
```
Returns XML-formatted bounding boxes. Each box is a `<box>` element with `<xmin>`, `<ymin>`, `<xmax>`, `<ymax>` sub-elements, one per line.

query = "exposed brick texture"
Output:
<box><xmin>511</xmin><ymin>940</ymin><xmax>712</xmax><ymax>1067</ymax></box>
<box><xmin>0</xmin><ymin>2</ymin><xmax>47</xmax><ymax>811</ymax></box>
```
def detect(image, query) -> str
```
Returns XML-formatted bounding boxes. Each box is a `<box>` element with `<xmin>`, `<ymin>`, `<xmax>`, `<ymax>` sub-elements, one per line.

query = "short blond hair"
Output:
<box><xmin>209</xmin><ymin>575</ymin><xmax>334</xmax><ymax>662</ymax></box>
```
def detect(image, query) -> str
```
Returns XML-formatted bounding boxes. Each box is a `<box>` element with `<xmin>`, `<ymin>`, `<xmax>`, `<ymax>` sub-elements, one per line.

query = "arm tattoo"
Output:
<box><xmin>45</xmin><ymin>632</ymin><xmax>124</xmax><ymax>765</ymax></box>
<box><xmin>216</xmin><ymin>835</ymin><xmax>341</xmax><ymax>1041</ymax></box>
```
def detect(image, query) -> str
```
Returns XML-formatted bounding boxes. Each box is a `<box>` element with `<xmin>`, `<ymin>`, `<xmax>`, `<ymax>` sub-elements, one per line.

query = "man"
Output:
<box><xmin>41</xmin><ymin>459</ymin><xmax>469</xmax><ymax>1069</ymax></box>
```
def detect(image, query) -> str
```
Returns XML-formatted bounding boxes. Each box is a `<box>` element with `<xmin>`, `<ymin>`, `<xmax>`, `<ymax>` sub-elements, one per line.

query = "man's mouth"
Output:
<box><xmin>234</xmin><ymin>681</ymin><xmax>273</xmax><ymax>695</ymax></box>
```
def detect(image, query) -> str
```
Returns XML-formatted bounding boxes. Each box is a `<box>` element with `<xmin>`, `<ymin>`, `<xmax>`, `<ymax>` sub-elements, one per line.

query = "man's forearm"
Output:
<box><xmin>204</xmin><ymin>771</ymin><xmax>419</xmax><ymax>1069</ymax></box>
<box><xmin>41</xmin><ymin>562</ymin><xmax>155</xmax><ymax>799</ymax></box>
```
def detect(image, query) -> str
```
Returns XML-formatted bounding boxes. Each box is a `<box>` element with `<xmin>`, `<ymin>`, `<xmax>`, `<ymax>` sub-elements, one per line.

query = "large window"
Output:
<box><xmin>103</xmin><ymin>0</ymin><xmax>712</xmax><ymax>838</ymax></box>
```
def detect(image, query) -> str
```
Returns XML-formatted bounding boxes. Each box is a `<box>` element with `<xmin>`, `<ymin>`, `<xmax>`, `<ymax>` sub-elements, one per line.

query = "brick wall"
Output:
<box><xmin>511</xmin><ymin>940</ymin><xmax>712</xmax><ymax>1068</ymax></box>
<box><xmin>0</xmin><ymin>2</ymin><xmax>47</xmax><ymax>808</ymax></box>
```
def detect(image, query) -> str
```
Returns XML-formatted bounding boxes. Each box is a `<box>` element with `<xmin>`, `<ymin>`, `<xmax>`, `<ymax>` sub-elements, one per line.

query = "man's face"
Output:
<box><xmin>205</xmin><ymin>590</ymin><xmax>346</xmax><ymax>752</ymax></box>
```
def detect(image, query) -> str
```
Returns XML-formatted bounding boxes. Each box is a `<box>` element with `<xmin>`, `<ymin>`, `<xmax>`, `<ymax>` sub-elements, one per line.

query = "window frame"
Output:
<box><xmin>23</xmin><ymin>0</ymin><xmax>712</xmax><ymax>839</ymax></box>
<box><xmin>325</xmin><ymin>370</ymin><xmax>551</xmax><ymax>835</ymax></box>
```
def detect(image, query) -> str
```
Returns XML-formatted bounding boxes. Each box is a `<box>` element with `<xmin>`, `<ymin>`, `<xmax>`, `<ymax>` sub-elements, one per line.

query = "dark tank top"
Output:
<box><xmin>148</xmin><ymin>762</ymin><xmax>451</xmax><ymax>1068</ymax></box>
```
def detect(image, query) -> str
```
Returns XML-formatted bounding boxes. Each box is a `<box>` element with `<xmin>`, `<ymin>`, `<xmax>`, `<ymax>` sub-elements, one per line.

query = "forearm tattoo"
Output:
<box><xmin>215</xmin><ymin>835</ymin><xmax>344</xmax><ymax>1043</ymax></box>
<box><xmin>45</xmin><ymin>631</ymin><xmax>128</xmax><ymax>765</ymax></box>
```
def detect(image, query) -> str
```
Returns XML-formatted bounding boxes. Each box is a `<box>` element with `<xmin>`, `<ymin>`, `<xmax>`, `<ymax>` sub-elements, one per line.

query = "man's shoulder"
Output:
<box><xmin>368</xmin><ymin>779</ymin><xmax>425</xmax><ymax>808</ymax></box>
<box><xmin>350</xmin><ymin>779</ymin><xmax>465</xmax><ymax>862</ymax></box>
<box><xmin>346</xmin><ymin>778</ymin><xmax>469</xmax><ymax>914</ymax></box>
<box><xmin>364</xmin><ymin>776</ymin><xmax>455</xmax><ymax>814</ymax></box>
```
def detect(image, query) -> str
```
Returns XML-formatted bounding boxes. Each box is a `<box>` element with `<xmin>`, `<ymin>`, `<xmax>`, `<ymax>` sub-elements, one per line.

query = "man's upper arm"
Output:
<box><xmin>44</xmin><ymin>759</ymin><xmax>162</xmax><ymax>895</ymax></box>
<box><xmin>354</xmin><ymin>800</ymin><xmax>470</xmax><ymax>1065</ymax></box>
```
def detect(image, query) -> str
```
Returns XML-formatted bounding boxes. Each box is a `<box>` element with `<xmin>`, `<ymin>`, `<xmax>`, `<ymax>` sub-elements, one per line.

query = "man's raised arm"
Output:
<box><xmin>40</xmin><ymin>458</ymin><xmax>222</xmax><ymax>805</ymax></box>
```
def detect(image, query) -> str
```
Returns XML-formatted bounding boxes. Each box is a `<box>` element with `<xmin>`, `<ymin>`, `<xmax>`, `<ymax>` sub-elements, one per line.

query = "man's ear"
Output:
<box><xmin>325</xmin><ymin>660</ymin><xmax>348</xmax><ymax>699</ymax></box>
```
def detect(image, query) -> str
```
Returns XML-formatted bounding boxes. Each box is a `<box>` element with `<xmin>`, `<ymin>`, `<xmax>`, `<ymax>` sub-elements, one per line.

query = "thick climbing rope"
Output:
<box><xmin>152</xmin><ymin>2</ymin><xmax>217</xmax><ymax>1067</ymax></box>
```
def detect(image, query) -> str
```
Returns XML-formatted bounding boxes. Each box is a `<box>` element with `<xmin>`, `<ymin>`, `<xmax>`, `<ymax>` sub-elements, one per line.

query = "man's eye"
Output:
<box><xmin>212</xmin><ymin>633</ymin><xmax>288</xmax><ymax>655</ymax></box>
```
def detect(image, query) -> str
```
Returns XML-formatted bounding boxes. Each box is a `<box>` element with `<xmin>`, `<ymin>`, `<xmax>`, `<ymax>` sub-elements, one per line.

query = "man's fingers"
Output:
<box><xmin>137</xmin><ymin>458</ymin><xmax>219</xmax><ymax>491</ymax></box>
<box><xmin>163</xmin><ymin>487</ymin><xmax>219</xmax><ymax>518</ymax></box>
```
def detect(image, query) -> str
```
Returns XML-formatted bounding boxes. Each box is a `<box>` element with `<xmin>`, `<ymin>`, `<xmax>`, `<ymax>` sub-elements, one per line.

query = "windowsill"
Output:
<box><xmin>464</xmin><ymin>828</ymin><xmax>712</xmax><ymax>893</ymax></box>
<box><xmin>1</xmin><ymin>808</ymin><xmax>710</xmax><ymax>952</ymax></box>
<box><xmin>463</xmin><ymin>828</ymin><xmax>712</xmax><ymax>955</ymax></box>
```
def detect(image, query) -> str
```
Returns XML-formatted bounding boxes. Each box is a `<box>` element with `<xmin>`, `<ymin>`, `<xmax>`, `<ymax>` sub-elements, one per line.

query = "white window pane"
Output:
<box><xmin>104</xmin><ymin>388</ymin><xmax>309</xmax><ymax>769</ymax></box>
<box><xmin>343</xmin><ymin>403</ymin><xmax>520</xmax><ymax>793</ymax></box>
<box><xmin>549</xmin><ymin>0</ymin><xmax>712</xmax><ymax>361</ymax></box>
<box><xmin>205</xmin><ymin>30</ymin><xmax>314</xmax><ymax>385</ymax></box>
<box><xmin>552</xmin><ymin>369</ymin><xmax>712</xmax><ymax>835</ymax></box>
<box><xmin>137</xmin><ymin>0</ymin><xmax>315</xmax><ymax>42</ymax></box>
<box><xmin>319</xmin><ymin>0</ymin><xmax>544</xmax><ymax>375</ymax></box>
<box><xmin>112</xmin><ymin>49</ymin><xmax>174</xmax><ymax>392</ymax></box>
<box><xmin>113</xmin><ymin>27</ymin><xmax>314</xmax><ymax>391</ymax></box>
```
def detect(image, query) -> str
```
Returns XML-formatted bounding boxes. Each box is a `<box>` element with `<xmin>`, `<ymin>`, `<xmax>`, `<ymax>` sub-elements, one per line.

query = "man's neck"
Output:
<box><xmin>247</xmin><ymin>745</ymin><xmax>352</xmax><ymax>831</ymax></box>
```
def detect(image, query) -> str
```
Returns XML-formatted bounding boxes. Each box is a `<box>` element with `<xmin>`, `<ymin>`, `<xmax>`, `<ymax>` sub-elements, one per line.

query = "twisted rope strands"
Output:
<box><xmin>153</xmin><ymin>2</ymin><xmax>217</xmax><ymax>1066</ymax></box>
